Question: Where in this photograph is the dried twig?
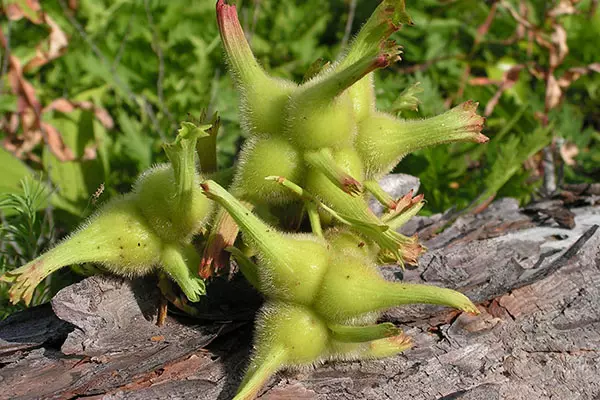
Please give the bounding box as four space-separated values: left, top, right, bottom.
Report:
340 0 358 51
542 145 557 195
111 11 134 72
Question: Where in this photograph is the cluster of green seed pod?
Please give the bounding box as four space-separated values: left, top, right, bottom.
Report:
1 1 487 399
203 0 487 277
198 1 485 398
1 123 214 305
201 179 478 399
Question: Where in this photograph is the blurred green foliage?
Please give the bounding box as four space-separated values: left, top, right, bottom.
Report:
1 0 599 316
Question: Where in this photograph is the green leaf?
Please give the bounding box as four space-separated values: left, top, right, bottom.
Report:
116 110 153 171
42 111 106 215
0 94 17 113
0 148 39 198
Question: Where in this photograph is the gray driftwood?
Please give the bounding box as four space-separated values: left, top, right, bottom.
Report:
1 192 599 400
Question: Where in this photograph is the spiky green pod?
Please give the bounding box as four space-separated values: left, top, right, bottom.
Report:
284 44 401 151
1 122 213 305
254 302 330 365
135 121 214 244
0 196 161 305
212 0 436 269
212 1 486 397
283 78 356 151
216 0 297 138
234 302 330 400
356 101 488 179
201 180 329 305
235 302 416 400
324 228 379 262
134 164 210 243
228 228 478 398
231 136 305 204
0 194 207 304
336 0 413 122
313 253 478 324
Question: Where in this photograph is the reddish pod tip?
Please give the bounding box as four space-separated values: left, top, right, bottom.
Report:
412 193 425 204
216 0 234 15
401 239 425 266
216 0 248 51
216 0 239 32
476 133 490 144
458 101 487 142
392 189 418 213
374 41 403 69
342 176 363 196
199 257 213 279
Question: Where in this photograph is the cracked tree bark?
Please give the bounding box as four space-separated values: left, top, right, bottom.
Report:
1 187 599 400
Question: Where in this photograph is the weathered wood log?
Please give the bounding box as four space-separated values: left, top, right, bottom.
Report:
1 190 599 400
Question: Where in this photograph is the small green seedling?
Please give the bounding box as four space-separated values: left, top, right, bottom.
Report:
1 123 214 305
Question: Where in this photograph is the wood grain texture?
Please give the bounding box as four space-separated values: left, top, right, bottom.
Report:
1 196 599 400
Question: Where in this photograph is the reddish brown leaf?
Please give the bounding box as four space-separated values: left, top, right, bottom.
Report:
44 99 115 129
549 0 579 17
43 98 76 113
5 0 42 23
560 142 579 166
0 27 109 162
91 107 114 129
7 114 20 136
82 145 98 161
483 65 524 116
5 54 42 116
41 122 75 161
475 2 498 45
557 63 600 87
545 74 562 111
24 15 69 71
468 77 501 86
500 0 534 29
549 25 569 69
